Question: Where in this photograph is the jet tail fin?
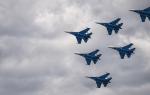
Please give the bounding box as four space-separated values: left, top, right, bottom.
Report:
93 54 102 64
107 77 112 83
97 54 102 60
114 23 123 33
87 32 92 38
83 32 92 43
127 48 135 58
118 23 123 28
108 77 112 81
131 48 136 52
140 14 146 22
103 77 112 87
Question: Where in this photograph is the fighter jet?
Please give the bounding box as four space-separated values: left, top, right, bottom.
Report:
96 18 123 35
87 73 112 88
65 28 92 44
130 7 150 22
109 43 135 59
75 49 102 65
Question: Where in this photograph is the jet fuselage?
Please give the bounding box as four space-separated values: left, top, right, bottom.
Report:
136 10 150 16
104 23 121 30
74 32 87 38
83 54 99 60
88 77 112 83
116 48 134 53
114 48 135 57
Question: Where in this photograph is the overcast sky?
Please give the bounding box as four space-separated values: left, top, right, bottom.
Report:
0 0 150 95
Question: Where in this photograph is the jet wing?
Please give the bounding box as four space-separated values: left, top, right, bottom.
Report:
114 23 123 33
93 59 98 64
76 37 82 44
89 49 99 55
110 18 121 24
83 37 88 43
83 32 92 43
114 28 119 33
106 28 113 35
119 51 125 59
127 52 131 58
140 14 146 22
103 82 108 87
123 43 133 49
99 73 110 79
80 28 90 34
127 48 135 58
144 7 150 12
85 58 92 65
96 81 102 88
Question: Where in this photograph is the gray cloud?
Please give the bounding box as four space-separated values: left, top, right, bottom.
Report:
0 0 150 95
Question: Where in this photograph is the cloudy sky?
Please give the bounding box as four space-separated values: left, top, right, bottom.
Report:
0 0 150 95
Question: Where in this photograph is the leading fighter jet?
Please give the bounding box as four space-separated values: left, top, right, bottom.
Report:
87 73 112 88
65 28 92 44
109 43 135 59
75 49 102 65
96 18 123 35
130 7 150 22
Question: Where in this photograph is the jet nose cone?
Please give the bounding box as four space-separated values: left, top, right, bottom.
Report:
129 10 139 13
108 47 114 49
86 76 95 80
65 31 77 35
129 10 134 12
96 22 106 26
65 31 70 33
74 53 80 55
86 76 91 78
108 47 117 50
65 31 72 34
74 53 84 56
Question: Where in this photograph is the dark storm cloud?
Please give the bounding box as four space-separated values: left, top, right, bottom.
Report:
0 0 150 95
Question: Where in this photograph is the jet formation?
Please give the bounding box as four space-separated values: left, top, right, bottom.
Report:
87 73 112 88
65 6 150 88
75 49 102 65
109 43 136 59
130 7 150 22
96 18 123 35
65 28 92 44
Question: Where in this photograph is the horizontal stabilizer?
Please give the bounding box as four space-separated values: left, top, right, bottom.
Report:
118 23 123 28
148 17 150 21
